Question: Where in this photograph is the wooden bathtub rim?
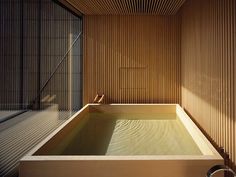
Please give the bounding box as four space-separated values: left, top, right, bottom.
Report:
22 104 223 160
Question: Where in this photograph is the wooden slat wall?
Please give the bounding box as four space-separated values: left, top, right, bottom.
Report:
65 0 186 15
83 15 181 104
23 0 40 110
181 0 236 170
0 0 22 109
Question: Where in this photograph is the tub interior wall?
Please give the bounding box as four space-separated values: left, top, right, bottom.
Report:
89 105 177 114
33 105 215 156
33 105 90 155
34 105 177 155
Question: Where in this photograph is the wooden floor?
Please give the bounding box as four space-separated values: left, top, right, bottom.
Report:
0 110 75 177
0 111 23 123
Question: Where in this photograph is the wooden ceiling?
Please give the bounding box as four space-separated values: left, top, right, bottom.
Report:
63 0 187 15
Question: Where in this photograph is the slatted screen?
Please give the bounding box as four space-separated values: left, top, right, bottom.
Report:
40 0 83 111
23 0 39 110
64 0 186 15
181 0 236 171
0 0 83 111
0 0 23 110
83 15 181 104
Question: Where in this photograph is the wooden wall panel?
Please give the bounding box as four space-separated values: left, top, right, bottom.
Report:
83 15 181 104
181 0 236 170
23 0 40 110
0 0 22 109
65 0 186 15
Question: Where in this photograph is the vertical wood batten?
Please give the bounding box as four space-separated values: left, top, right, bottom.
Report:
181 0 236 170
83 15 181 104
0 0 22 109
